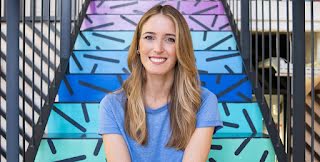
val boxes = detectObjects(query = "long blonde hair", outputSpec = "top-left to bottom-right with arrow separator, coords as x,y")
122,5 -> 201,150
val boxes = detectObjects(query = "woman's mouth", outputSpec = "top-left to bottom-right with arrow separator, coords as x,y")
149,57 -> 167,64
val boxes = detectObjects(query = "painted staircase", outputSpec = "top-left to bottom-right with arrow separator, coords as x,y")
35,0 -> 276,161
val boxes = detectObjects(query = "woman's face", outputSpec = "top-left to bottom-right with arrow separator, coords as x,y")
138,14 -> 177,77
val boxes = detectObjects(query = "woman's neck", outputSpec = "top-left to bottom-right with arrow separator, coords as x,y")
143,72 -> 174,108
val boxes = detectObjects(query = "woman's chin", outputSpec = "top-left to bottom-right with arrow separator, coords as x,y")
145,69 -> 173,77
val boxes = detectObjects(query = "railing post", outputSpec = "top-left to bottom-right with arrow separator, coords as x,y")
61,0 -> 71,59
292,0 -> 305,162
240,0 -> 249,61
6,0 -> 20,161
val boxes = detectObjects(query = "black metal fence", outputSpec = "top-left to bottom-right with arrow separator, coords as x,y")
1,0 -> 319,162
0,0 -> 89,161
223,0 -> 319,161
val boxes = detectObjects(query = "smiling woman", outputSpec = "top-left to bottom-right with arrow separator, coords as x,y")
98,4 -> 223,162
139,14 -> 177,76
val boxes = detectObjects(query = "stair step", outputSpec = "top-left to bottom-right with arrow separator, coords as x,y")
41,133 -> 271,139
57,74 -> 252,102
70,51 -> 243,74
35,136 -> 275,162
81,15 -> 231,31
45,102 -> 262,134
86,1 -> 225,15
74,31 -> 237,50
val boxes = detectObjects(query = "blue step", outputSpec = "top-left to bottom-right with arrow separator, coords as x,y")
74,31 -> 237,50
35,135 -> 275,162
70,51 -> 243,74
58,74 -> 252,102
45,102 -> 262,134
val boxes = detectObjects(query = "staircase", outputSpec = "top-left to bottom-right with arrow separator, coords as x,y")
34,0 -> 277,161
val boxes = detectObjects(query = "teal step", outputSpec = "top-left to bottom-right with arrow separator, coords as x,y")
35,134 -> 275,162
58,74 -> 252,102
209,137 -> 275,162
45,103 -> 263,134
35,137 -> 105,162
74,31 -> 237,50
70,51 -> 243,74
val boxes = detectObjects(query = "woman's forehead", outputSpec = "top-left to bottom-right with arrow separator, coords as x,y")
140,14 -> 176,35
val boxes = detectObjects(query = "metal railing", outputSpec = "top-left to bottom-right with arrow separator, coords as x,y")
0,0 -> 89,161
1,0 -> 319,162
223,0 -> 319,161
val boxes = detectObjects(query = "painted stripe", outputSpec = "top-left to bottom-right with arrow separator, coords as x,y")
223,122 -> 239,128
47,139 -> 56,154
46,104 -> 99,133
93,139 -> 102,156
211,145 -> 222,150
243,109 -> 257,134
52,105 -> 87,133
81,103 -> 90,123
222,103 -> 230,116
71,53 -> 83,71
54,155 -> 86,162
260,150 -> 269,162
234,137 -> 252,155
192,5 -> 219,14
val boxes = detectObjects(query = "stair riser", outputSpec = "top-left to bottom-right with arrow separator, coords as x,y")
70,51 -> 243,74
87,1 -> 226,15
81,15 -> 231,31
35,138 -> 275,162
74,31 -> 237,50
58,74 -> 252,102
46,103 -> 263,134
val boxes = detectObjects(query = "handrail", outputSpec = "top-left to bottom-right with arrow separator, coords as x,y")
25,0 -> 91,161
220,0 -> 287,161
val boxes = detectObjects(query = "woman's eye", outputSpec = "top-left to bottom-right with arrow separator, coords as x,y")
144,36 -> 153,40
166,37 -> 175,43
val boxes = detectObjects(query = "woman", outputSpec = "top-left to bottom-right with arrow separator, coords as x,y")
99,4 -> 223,162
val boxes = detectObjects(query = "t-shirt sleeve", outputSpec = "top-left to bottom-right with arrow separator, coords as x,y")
98,95 -> 121,135
196,91 -> 223,134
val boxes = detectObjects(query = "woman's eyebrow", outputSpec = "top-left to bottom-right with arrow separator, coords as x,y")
142,32 -> 155,35
166,34 -> 176,37
142,32 -> 175,37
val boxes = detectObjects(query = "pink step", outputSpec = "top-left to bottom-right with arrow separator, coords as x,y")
81,15 -> 230,31
87,1 -> 226,15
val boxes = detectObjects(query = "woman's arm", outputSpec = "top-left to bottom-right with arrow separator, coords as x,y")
102,134 -> 132,162
182,127 -> 215,162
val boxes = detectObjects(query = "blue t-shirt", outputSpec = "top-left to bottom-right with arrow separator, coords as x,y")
98,87 -> 223,162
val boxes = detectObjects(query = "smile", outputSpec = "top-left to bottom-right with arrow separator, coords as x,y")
149,57 -> 167,64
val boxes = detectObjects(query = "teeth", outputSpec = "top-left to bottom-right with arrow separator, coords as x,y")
150,57 -> 166,63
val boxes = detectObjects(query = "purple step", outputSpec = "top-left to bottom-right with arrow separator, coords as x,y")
81,15 -> 230,31
87,1 -> 226,15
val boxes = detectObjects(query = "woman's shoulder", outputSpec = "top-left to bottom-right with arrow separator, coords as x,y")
100,89 -> 127,107
200,87 -> 217,101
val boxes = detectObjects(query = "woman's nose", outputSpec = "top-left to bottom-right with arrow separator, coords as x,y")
153,40 -> 164,53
